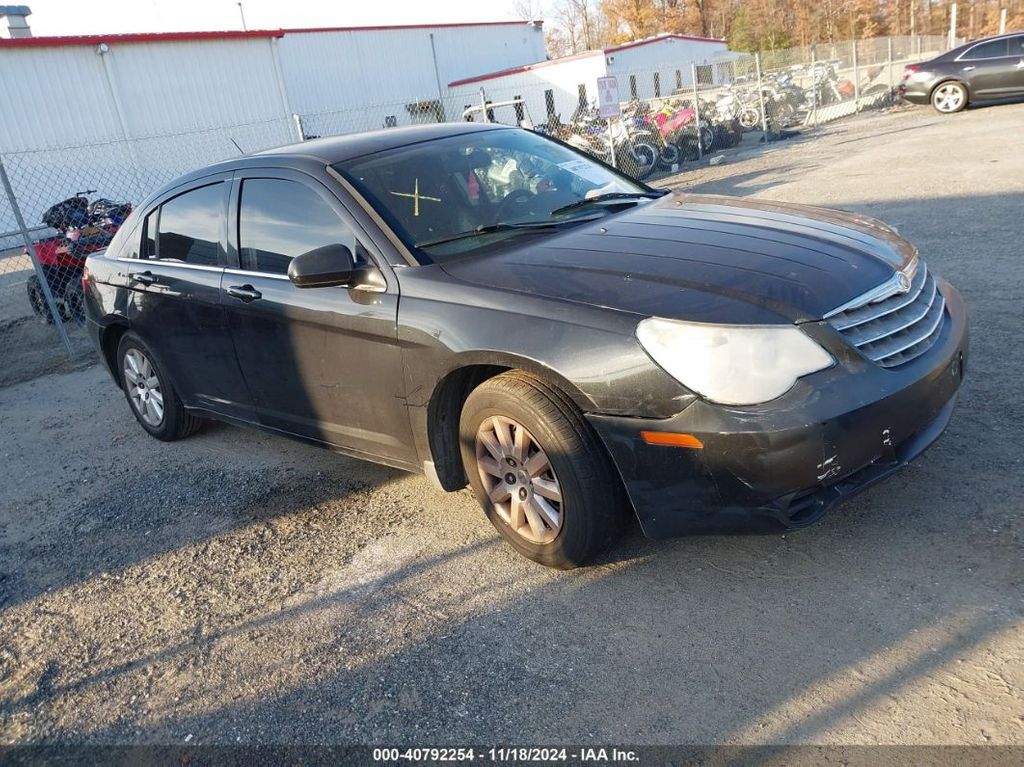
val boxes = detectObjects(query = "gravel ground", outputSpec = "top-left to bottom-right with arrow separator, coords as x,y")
0,103 -> 1022,747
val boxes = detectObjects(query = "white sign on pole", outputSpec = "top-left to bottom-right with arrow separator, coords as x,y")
596,76 -> 620,118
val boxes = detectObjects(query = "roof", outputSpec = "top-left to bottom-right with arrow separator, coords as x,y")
448,33 -> 727,87
0,19 -> 539,49
256,122 -> 509,163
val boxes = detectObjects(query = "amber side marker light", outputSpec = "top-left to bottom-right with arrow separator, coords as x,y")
640,431 -> 704,449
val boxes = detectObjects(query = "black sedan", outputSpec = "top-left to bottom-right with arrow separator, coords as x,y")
83,123 -> 968,568
900,32 -> 1024,112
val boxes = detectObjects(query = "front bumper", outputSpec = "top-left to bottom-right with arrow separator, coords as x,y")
587,280 -> 968,538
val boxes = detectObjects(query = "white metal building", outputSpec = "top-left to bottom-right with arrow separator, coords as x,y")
447,34 -> 732,125
0,20 -> 546,227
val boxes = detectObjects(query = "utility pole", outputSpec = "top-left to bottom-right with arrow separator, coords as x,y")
948,3 -> 957,49
1000,7 -> 1008,34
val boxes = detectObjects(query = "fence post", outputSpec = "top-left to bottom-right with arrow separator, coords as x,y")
887,37 -> 895,97
810,45 -> 818,128
0,155 -> 74,357
690,62 -> 703,160
479,88 -> 490,123
608,113 -> 618,170
755,52 -> 769,143
852,40 -> 861,113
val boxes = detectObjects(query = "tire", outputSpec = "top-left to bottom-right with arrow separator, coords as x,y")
657,143 -> 681,169
116,331 -> 202,441
58,279 -> 85,324
739,106 -> 761,130
459,371 -> 626,568
26,275 -> 54,323
931,81 -> 967,113
699,124 -> 715,153
622,140 -> 657,181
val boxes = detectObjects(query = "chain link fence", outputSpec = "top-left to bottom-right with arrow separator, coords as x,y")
0,118 -> 295,384
0,34 -> 954,384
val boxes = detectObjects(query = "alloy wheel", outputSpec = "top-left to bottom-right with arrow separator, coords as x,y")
474,415 -> 563,544
123,348 -> 165,426
934,83 -> 964,113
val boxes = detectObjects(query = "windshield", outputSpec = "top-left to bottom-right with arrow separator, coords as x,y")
335,128 -> 652,260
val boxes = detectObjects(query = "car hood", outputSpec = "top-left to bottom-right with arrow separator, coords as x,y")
439,193 -> 917,324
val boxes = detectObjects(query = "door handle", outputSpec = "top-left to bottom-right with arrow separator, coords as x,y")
226,284 -> 262,302
129,270 -> 157,286
961,66 -> 975,71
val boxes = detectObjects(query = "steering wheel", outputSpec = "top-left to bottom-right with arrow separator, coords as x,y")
495,188 -> 537,222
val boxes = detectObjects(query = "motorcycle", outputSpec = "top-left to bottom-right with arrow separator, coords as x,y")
558,104 -> 659,181
622,100 -> 683,169
26,191 -> 132,323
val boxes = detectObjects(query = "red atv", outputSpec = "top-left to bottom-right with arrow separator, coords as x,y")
26,191 -> 131,323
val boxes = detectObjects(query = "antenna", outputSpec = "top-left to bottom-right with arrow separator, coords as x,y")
230,137 -> 245,154
237,2 -> 247,31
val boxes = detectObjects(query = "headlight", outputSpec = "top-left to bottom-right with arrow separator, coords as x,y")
636,317 -> 834,406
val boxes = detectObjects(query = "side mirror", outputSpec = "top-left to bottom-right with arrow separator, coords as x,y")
287,244 -> 356,288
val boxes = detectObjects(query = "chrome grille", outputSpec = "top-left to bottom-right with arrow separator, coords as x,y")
827,261 -> 946,368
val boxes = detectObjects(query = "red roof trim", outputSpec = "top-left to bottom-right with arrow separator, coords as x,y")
0,20 -> 540,49
285,20 -> 542,34
448,33 -> 726,87
604,33 -> 726,54
448,50 -> 603,87
0,29 -> 284,48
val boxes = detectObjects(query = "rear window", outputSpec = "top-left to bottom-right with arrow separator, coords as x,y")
146,183 -> 224,265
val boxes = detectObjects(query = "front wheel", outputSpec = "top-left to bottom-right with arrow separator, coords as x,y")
460,371 -> 626,568
931,81 -> 967,113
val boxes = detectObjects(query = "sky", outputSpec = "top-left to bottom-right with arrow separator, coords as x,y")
20,0 -> 538,37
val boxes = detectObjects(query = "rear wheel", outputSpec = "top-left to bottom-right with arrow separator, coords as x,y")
26,275 -> 54,323
460,371 -> 626,568
621,140 -> 657,180
58,280 -> 85,323
931,81 -> 967,113
117,332 -> 201,441
657,143 -> 681,169
739,105 -> 761,130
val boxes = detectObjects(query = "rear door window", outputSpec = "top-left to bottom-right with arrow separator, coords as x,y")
961,39 -> 1009,59
237,178 -> 356,275
150,183 -> 224,265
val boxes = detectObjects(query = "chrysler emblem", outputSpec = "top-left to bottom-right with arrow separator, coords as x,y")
896,270 -> 912,293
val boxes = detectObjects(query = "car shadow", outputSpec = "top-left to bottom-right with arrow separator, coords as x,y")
965,95 -> 1024,111
0,419 -> 406,612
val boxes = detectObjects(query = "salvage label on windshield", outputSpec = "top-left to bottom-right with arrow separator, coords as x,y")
558,159 -> 611,185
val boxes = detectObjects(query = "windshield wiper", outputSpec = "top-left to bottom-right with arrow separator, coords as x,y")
549,191 -> 665,217
415,218 -> 595,249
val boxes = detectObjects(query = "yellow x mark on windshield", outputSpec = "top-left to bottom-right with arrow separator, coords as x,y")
390,178 -> 441,217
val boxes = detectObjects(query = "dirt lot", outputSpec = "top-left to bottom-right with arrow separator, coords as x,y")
1,103 -> 1022,747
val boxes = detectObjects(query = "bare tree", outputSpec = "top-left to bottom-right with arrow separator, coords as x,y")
551,0 -> 603,53
512,0 -> 547,21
